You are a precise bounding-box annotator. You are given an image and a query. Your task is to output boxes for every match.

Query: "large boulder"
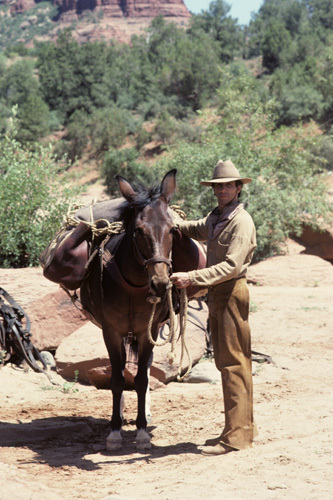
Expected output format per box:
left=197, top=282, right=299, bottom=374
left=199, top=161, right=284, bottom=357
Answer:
left=298, top=225, right=333, bottom=262
left=27, top=289, right=88, bottom=350
left=0, top=267, right=88, bottom=351
left=55, top=301, right=208, bottom=389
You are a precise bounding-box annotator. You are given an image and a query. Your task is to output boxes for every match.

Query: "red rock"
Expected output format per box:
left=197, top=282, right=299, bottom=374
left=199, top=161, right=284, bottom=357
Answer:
left=0, top=267, right=88, bottom=351
left=10, top=0, right=190, bottom=19
left=298, top=225, right=333, bottom=262
left=27, top=290, right=88, bottom=350
left=9, top=0, right=35, bottom=14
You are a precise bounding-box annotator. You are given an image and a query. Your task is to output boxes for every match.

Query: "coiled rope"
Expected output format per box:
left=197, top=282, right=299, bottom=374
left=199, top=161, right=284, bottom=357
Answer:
left=65, top=202, right=125, bottom=239
left=147, top=287, right=192, bottom=382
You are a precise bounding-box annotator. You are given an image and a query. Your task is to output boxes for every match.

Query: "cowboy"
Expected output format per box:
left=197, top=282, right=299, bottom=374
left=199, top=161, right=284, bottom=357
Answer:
left=170, top=159, right=257, bottom=456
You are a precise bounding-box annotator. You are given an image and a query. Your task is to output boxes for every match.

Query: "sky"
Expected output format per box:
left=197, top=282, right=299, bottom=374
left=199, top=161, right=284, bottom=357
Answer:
left=184, top=0, right=264, bottom=25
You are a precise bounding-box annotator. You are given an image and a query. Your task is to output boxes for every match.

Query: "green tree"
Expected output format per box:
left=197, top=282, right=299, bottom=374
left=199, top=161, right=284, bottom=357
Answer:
left=104, top=38, right=157, bottom=111
left=15, top=93, right=51, bottom=144
left=58, top=109, right=92, bottom=162
left=306, top=0, right=333, bottom=32
left=261, top=19, right=293, bottom=72
left=146, top=16, right=221, bottom=111
left=36, top=31, right=110, bottom=123
left=190, top=0, right=243, bottom=62
left=0, top=58, right=50, bottom=142
left=247, top=0, right=331, bottom=68
left=89, top=106, right=129, bottom=155
left=0, top=117, right=79, bottom=267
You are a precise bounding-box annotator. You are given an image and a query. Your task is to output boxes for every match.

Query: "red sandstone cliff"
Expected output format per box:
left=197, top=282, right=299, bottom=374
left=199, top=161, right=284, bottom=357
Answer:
left=4, top=0, right=191, bottom=43
left=8, top=0, right=190, bottom=19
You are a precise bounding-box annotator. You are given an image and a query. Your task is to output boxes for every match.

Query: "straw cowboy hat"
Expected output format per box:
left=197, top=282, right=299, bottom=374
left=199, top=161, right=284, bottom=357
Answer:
left=200, top=159, right=252, bottom=186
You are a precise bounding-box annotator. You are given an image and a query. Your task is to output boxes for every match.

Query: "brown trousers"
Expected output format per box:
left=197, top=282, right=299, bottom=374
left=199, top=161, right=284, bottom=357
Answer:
left=208, top=277, right=256, bottom=450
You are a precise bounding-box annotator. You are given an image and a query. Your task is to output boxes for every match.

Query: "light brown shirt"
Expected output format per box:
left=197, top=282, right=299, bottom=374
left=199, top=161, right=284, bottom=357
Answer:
left=178, top=206, right=256, bottom=288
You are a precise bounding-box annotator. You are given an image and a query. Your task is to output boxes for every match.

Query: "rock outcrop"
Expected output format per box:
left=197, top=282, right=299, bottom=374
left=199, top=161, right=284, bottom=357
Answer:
left=9, top=0, right=191, bottom=20
left=6, top=0, right=191, bottom=44
left=298, top=225, right=333, bottom=263
left=0, top=267, right=88, bottom=351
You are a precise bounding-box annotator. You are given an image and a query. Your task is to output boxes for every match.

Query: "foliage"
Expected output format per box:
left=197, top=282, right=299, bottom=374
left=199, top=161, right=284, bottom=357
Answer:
left=0, top=58, right=51, bottom=142
left=101, top=148, right=156, bottom=196
left=268, top=36, right=333, bottom=125
left=36, top=31, right=108, bottom=123
left=151, top=110, right=204, bottom=146
left=0, top=2, right=59, bottom=51
left=89, top=106, right=133, bottom=155
left=55, top=105, right=135, bottom=162
left=248, top=0, right=332, bottom=68
left=261, top=19, right=293, bottom=72
left=0, top=1, right=330, bottom=145
left=56, top=109, right=92, bottom=162
left=147, top=16, right=221, bottom=111
left=310, top=130, right=333, bottom=171
left=152, top=67, right=332, bottom=261
left=189, top=0, right=243, bottom=62
left=0, top=116, right=79, bottom=268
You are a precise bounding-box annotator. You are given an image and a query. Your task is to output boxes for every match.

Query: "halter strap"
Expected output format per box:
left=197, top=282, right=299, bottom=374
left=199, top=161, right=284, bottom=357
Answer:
left=133, top=235, right=172, bottom=270
left=144, top=256, right=172, bottom=268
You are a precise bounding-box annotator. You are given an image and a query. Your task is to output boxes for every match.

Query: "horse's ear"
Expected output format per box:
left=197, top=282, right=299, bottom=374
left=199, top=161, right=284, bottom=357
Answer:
left=115, top=175, right=137, bottom=203
left=160, top=169, right=177, bottom=203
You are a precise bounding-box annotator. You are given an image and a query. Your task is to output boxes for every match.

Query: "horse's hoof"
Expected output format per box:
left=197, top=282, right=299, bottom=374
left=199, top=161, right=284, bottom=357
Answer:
left=136, top=429, right=151, bottom=450
left=106, top=430, right=122, bottom=451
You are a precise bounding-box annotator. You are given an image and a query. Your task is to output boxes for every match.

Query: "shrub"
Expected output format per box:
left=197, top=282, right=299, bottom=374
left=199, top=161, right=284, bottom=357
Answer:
left=89, top=107, right=129, bottom=155
left=0, top=119, right=79, bottom=267
left=100, top=147, right=154, bottom=196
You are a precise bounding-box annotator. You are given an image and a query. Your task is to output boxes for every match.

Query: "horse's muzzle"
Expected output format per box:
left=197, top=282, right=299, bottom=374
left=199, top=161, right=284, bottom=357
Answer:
left=149, top=274, right=171, bottom=298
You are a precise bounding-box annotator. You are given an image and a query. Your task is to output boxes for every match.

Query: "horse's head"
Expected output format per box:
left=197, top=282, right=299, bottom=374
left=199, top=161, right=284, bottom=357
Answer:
left=115, top=170, right=177, bottom=297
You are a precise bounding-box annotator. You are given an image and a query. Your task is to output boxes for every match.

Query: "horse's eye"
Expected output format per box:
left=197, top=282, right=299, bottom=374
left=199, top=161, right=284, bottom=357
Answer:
left=171, top=227, right=179, bottom=234
left=135, top=227, right=144, bottom=236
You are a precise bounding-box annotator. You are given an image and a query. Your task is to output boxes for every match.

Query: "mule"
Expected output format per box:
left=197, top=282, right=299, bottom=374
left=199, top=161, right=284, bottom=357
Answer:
left=41, top=169, right=207, bottom=451
left=79, top=169, right=201, bottom=450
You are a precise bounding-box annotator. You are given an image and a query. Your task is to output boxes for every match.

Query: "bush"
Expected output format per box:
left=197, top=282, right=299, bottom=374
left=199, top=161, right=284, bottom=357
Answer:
left=100, top=147, right=155, bottom=197
left=0, top=120, right=79, bottom=267
left=310, top=131, right=333, bottom=171
left=90, top=107, right=129, bottom=155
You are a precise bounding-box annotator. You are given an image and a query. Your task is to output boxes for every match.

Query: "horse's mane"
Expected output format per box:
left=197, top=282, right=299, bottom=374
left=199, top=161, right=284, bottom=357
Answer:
left=119, top=181, right=162, bottom=227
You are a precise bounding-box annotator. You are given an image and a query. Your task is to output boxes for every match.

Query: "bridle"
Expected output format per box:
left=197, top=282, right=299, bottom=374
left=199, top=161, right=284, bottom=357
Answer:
left=132, top=231, right=173, bottom=273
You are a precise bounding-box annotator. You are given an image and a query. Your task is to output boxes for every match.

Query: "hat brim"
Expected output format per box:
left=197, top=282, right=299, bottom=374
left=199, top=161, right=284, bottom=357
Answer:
left=200, top=177, right=252, bottom=186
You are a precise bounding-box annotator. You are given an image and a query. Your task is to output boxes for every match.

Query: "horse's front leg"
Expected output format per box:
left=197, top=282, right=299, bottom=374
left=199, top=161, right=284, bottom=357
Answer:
left=104, top=332, right=126, bottom=451
left=134, top=344, right=154, bottom=450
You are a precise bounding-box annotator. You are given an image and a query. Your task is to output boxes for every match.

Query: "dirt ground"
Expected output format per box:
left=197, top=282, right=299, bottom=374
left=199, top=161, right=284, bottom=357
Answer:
left=0, top=243, right=332, bottom=500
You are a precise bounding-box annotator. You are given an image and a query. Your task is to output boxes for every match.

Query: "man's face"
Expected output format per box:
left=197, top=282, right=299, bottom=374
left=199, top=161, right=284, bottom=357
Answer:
left=213, top=181, right=241, bottom=208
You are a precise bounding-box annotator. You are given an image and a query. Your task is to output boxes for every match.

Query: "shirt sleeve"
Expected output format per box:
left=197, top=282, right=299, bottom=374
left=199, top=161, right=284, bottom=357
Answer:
left=187, top=217, right=256, bottom=287
left=178, top=217, right=209, bottom=241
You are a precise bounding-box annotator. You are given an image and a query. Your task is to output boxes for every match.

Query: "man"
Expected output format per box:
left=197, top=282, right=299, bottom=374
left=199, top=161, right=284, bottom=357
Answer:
left=170, top=159, right=257, bottom=456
